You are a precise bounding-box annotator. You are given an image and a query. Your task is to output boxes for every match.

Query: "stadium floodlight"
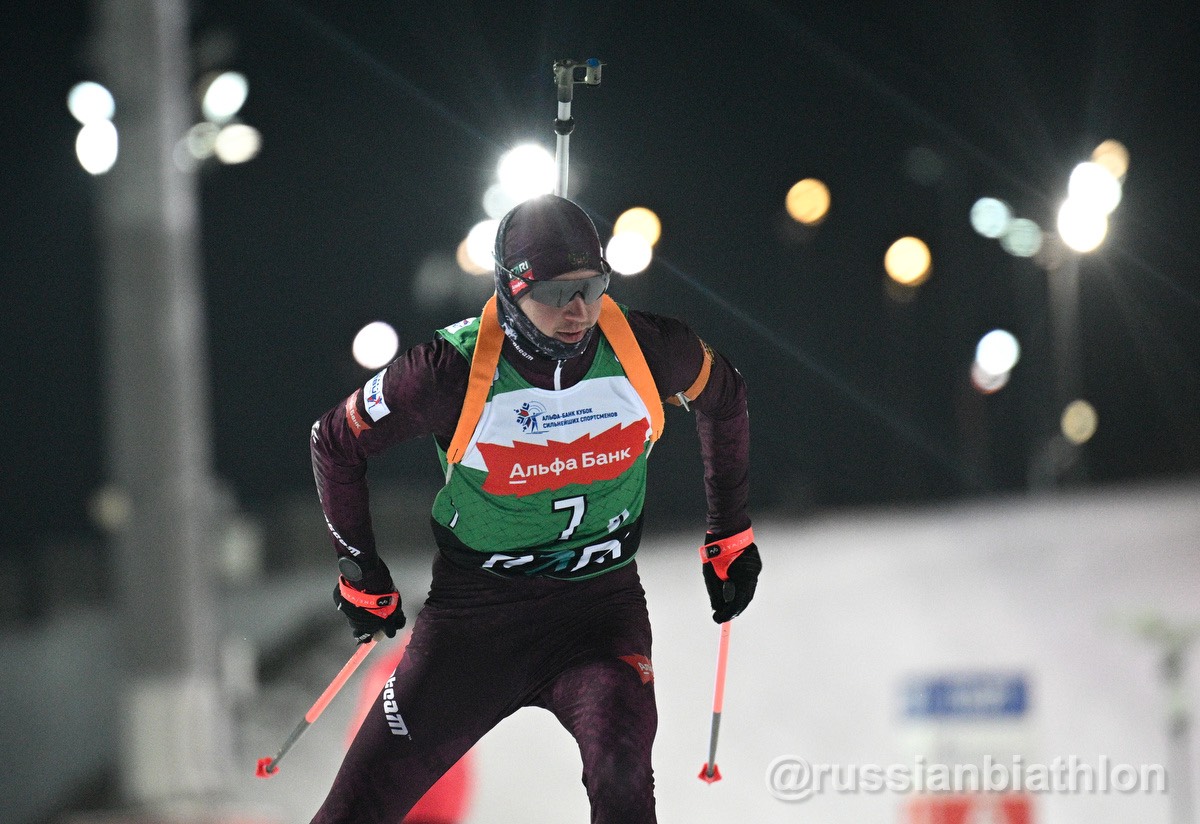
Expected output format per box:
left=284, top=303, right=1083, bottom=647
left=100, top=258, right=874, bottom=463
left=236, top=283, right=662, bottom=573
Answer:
left=201, top=71, right=249, bottom=124
left=497, top=144, right=556, bottom=203
left=76, top=120, right=119, bottom=175
left=1057, top=198, right=1108, bottom=253
left=67, top=81, right=115, bottom=125
left=352, top=322, right=400, bottom=369
left=606, top=232, right=653, bottom=275
left=975, top=329, right=1020, bottom=378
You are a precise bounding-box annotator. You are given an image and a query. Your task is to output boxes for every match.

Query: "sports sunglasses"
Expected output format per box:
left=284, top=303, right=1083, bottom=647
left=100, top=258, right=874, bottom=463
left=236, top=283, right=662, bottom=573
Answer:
left=502, top=265, right=612, bottom=307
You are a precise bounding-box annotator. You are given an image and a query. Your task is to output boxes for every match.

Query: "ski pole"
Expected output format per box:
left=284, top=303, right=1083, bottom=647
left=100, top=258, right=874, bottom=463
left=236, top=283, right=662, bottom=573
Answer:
left=699, top=620, right=732, bottom=783
left=256, top=634, right=380, bottom=778
left=552, top=57, right=603, bottom=198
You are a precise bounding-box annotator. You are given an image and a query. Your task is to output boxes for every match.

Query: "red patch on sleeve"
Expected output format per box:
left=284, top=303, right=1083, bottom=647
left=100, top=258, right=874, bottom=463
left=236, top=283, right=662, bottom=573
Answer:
left=619, top=654, right=655, bottom=685
left=345, top=392, right=371, bottom=437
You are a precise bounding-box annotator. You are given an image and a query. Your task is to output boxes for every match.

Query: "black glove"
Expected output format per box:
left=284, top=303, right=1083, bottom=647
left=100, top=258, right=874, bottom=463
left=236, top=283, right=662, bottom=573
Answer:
left=333, top=555, right=406, bottom=643
left=700, top=528, right=762, bottom=623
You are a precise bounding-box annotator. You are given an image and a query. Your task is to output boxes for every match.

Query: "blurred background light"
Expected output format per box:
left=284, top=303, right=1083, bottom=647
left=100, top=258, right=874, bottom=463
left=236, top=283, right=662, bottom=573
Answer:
left=1000, top=218, right=1043, bottom=257
left=613, top=207, right=662, bottom=247
left=482, top=182, right=521, bottom=219
left=497, top=144, right=556, bottom=202
left=606, top=232, right=653, bottom=275
left=884, top=236, right=931, bottom=286
left=67, top=81, right=115, bottom=124
left=1057, top=198, right=1109, bottom=253
left=785, top=178, right=831, bottom=225
left=970, top=361, right=1011, bottom=394
left=351, top=321, right=399, bottom=369
left=213, top=122, right=261, bottom=164
left=1061, top=399, right=1099, bottom=444
left=87, top=484, right=131, bottom=533
left=1068, top=161, right=1122, bottom=215
left=200, top=70, right=249, bottom=124
left=465, top=219, right=500, bottom=272
left=185, top=121, right=220, bottom=160
left=975, top=329, right=1020, bottom=377
left=970, top=197, right=1012, bottom=239
left=1091, top=138, right=1130, bottom=180
left=456, top=237, right=490, bottom=275
left=75, top=120, right=119, bottom=174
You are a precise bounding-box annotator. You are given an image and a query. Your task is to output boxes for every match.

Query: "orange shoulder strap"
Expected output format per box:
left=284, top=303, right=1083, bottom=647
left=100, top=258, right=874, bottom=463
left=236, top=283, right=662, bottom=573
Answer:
left=597, top=295, right=664, bottom=444
left=445, top=295, right=504, bottom=465
left=445, top=294, right=665, bottom=471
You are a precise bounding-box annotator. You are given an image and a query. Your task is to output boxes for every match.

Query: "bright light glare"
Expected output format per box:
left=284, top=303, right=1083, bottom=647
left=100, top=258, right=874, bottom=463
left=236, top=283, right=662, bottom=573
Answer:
left=884, top=236, right=931, bottom=285
left=970, top=197, right=1012, bottom=239
left=613, top=207, right=662, bottom=247
left=1061, top=399, right=1098, bottom=444
left=1091, top=139, right=1129, bottom=180
left=465, top=220, right=500, bottom=272
left=1000, top=218, right=1043, bottom=257
left=497, top=144, right=556, bottom=201
left=482, top=182, right=521, bottom=219
left=76, top=121, right=118, bottom=174
left=201, top=71, right=249, bottom=123
left=785, top=178, right=831, bottom=225
left=352, top=322, right=399, bottom=369
left=456, top=237, right=489, bottom=275
left=213, top=123, right=261, bottom=164
left=1068, top=161, right=1122, bottom=215
left=975, top=329, right=1020, bottom=377
left=68, top=81, right=115, bottom=124
left=1057, top=199, right=1108, bottom=253
left=606, top=233, right=653, bottom=275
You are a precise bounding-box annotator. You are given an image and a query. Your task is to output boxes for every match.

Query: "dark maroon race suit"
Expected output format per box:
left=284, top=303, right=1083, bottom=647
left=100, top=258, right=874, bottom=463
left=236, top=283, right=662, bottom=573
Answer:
left=309, top=310, right=749, bottom=824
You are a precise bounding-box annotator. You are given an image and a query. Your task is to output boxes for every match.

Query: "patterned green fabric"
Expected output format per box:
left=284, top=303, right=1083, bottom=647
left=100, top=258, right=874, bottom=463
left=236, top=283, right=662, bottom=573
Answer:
left=432, top=311, right=652, bottom=570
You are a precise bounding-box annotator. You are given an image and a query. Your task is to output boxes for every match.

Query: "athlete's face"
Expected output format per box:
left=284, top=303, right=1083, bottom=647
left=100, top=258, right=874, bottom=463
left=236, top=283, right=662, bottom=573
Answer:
left=516, top=269, right=603, bottom=346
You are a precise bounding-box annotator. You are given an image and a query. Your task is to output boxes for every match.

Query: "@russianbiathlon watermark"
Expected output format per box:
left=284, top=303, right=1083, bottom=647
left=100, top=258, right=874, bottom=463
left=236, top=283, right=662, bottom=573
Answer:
left=765, top=755, right=1168, bottom=802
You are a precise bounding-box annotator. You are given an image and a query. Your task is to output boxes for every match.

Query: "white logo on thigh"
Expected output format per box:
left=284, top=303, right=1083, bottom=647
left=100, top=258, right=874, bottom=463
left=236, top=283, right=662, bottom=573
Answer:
left=382, top=673, right=411, bottom=738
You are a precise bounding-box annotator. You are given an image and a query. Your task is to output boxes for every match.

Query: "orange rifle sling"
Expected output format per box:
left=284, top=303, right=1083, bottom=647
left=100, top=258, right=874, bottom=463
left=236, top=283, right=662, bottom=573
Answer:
left=445, top=294, right=664, bottom=475
left=596, top=294, right=664, bottom=443
left=445, top=295, right=505, bottom=466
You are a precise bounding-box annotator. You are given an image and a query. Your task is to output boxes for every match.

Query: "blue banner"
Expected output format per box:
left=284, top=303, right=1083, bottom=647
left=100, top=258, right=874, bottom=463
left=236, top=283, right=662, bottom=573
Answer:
left=903, top=673, right=1028, bottom=719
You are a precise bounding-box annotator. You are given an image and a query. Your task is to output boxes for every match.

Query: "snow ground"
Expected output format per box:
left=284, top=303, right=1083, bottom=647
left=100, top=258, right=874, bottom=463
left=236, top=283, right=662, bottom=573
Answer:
left=225, top=482, right=1199, bottom=824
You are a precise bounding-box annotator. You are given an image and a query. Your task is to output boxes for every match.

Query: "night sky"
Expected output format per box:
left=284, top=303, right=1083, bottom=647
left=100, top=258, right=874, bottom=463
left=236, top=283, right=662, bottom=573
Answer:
left=4, top=0, right=1199, bottom=549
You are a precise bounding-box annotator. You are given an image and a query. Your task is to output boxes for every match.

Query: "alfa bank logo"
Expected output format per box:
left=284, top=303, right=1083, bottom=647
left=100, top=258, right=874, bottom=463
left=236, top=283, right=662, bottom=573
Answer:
left=477, top=421, right=648, bottom=496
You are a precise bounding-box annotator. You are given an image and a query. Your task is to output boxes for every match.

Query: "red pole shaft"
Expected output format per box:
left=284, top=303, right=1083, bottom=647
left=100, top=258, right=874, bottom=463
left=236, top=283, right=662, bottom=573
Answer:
left=305, top=637, right=378, bottom=723
left=258, top=636, right=379, bottom=777
left=700, top=621, right=732, bottom=782
left=711, top=621, right=731, bottom=713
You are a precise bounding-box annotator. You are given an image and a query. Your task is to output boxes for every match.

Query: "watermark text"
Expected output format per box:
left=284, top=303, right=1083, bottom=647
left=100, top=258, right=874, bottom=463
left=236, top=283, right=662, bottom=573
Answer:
left=765, top=754, right=1167, bottom=802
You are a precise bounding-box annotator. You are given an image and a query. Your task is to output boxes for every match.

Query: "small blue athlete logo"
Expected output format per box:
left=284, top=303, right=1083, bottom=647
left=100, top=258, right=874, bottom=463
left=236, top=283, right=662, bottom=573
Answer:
left=515, top=402, right=546, bottom=433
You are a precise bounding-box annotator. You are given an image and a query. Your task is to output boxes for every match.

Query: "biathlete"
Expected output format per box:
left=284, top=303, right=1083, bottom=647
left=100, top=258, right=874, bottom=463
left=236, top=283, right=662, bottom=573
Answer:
left=309, top=194, right=761, bottom=824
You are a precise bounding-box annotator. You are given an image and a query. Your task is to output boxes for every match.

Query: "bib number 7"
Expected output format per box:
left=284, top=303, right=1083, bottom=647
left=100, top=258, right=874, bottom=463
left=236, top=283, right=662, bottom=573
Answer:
left=552, top=495, right=586, bottom=541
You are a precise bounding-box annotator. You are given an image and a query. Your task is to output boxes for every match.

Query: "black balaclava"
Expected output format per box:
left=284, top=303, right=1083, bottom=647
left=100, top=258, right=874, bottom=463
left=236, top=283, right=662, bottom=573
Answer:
left=493, top=195, right=606, bottom=361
